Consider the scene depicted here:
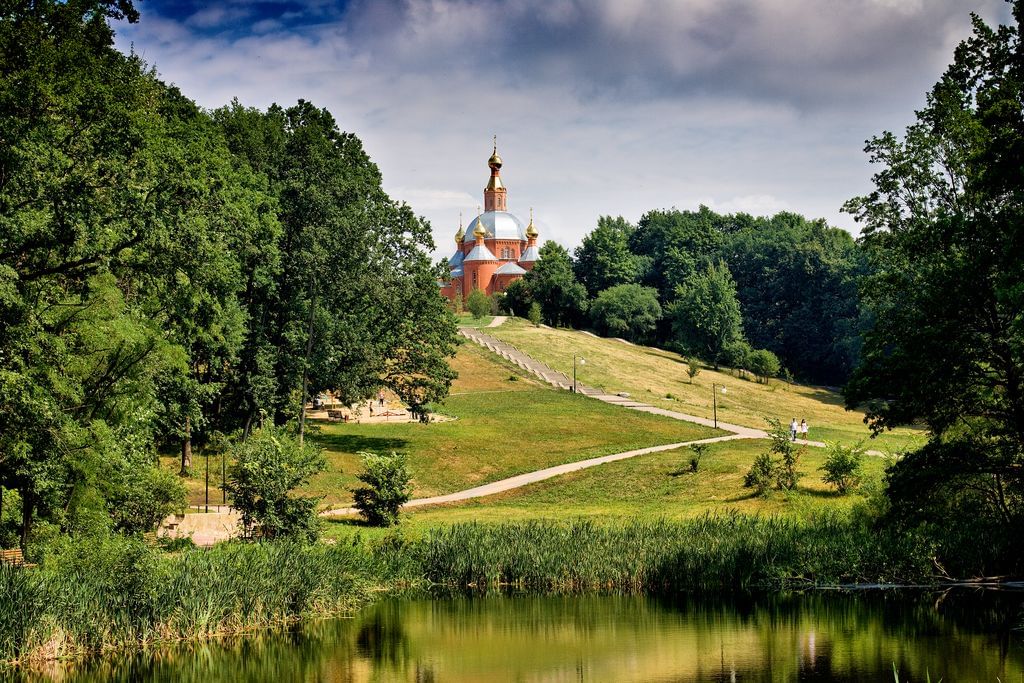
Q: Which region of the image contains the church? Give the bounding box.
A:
[439,141,541,304]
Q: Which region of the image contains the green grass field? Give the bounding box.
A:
[166,342,719,507]
[454,313,494,328]
[308,343,718,507]
[489,318,925,451]
[324,438,888,538]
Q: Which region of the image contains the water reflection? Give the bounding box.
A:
[8,590,1024,682]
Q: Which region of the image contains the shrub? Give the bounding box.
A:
[743,453,777,495]
[527,301,542,327]
[743,418,803,495]
[820,442,866,494]
[688,443,709,472]
[686,358,701,383]
[466,289,491,319]
[748,349,781,384]
[225,426,326,541]
[588,284,662,342]
[352,451,412,527]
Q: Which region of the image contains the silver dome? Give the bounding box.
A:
[464,211,526,242]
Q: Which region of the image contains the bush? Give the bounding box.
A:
[588,284,662,342]
[688,443,709,472]
[224,426,326,541]
[743,453,777,495]
[527,301,542,327]
[686,358,701,383]
[743,418,803,495]
[748,349,781,384]
[820,442,865,494]
[352,451,412,527]
[466,289,491,319]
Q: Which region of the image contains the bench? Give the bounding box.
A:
[327,410,348,422]
[1,548,35,568]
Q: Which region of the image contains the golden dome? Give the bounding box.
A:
[488,135,502,169]
[473,207,487,238]
[526,207,538,238]
[454,213,465,244]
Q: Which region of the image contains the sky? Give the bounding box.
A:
[114,0,1012,257]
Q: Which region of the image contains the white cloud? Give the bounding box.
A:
[114,0,1011,257]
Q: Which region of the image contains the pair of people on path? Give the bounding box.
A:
[790,418,809,441]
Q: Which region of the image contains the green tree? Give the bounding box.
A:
[686,358,701,384]
[224,426,325,541]
[527,302,542,327]
[723,212,864,385]
[589,284,662,342]
[669,262,744,368]
[523,241,588,327]
[629,206,726,300]
[0,0,254,548]
[820,442,865,494]
[748,349,781,384]
[842,4,1024,572]
[743,418,803,494]
[466,289,491,319]
[213,101,458,442]
[573,216,639,297]
[351,451,411,527]
[502,279,533,317]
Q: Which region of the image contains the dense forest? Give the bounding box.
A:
[504,208,862,386]
[0,0,458,550]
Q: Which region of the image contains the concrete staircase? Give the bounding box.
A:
[458,328,602,395]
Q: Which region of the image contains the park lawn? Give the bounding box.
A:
[305,342,719,508]
[454,313,494,328]
[322,439,887,538]
[490,318,926,451]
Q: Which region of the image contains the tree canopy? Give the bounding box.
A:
[0,1,458,550]
[843,4,1024,573]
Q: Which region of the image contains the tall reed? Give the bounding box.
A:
[0,535,409,665]
[411,514,934,593]
[1,513,934,666]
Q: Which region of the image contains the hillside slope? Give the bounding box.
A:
[489,318,924,450]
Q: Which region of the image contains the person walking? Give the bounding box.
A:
[378,390,385,407]
[800,419,809,441]
[790,418,798,441]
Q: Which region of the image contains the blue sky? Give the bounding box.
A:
[115,0,1011,256]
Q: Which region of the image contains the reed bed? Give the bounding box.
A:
[412,514,934,593]
[0,536,413,665]
[1,514,934,666]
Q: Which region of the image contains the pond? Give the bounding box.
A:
[10,590,1024,682]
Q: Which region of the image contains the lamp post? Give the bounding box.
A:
[712,383,727,429]
[573,354,586,393]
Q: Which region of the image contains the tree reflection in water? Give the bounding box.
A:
[11,590,1022,683]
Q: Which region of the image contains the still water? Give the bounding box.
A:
[15,591,1024,682]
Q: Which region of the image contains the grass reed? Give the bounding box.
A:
[1,513,935,666]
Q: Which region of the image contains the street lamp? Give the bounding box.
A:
[573,353,586,393]
[712,383,727,429]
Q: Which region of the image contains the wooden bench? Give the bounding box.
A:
[1,548,35,568]
[327,410,348,422]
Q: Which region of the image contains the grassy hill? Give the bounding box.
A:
[167,342,719,508]
[488,318,925,451]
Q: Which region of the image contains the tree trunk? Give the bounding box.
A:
[180,415,192,476]
[19,489,33,554]
[298,290,317,448]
